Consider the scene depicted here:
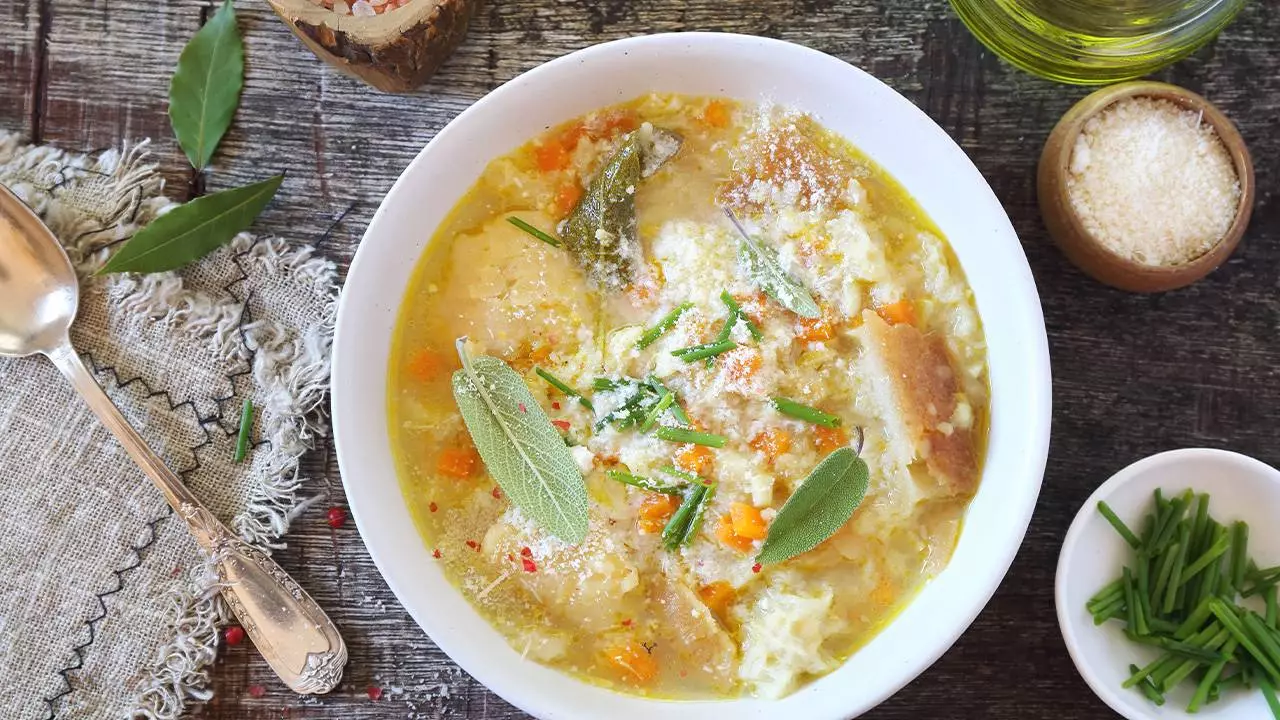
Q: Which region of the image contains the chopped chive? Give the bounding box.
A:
[1267,588,1278,629]
[637,302,693,349]
[720,291,763,341]
[233,397,254,463]
[1261,674,1280,719]
[1098,501,1141,548]
[1127,665,1166,706]
[681,481,717,546]
[655,426,727,448]
[771,397,842,428]
[1209,599,1280,682]
[1244,612,1280,676]
[1087,579,1125,609]
[661,483,715,550]
[1164,526,1191,614]
[645,375,691,426]
[1176,597,1215,640]
[1189,639,1237,713]
[672,340,737,362]
[1231,521,1251,592]
[1180,528,1231,586]
[1152,541,1182,605]
[659,465,702,483]
[506,216,560,247]
[605,470,683,495]
[592,377,619,391]
[535,367,594,411]
[1124,567,1140,634]
[640,391,674,432]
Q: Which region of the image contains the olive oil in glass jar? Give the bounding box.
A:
[950,0,1247,84]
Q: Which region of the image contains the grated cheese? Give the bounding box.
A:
[1066,97,1240,267]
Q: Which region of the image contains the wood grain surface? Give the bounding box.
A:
[3,1,1279,718]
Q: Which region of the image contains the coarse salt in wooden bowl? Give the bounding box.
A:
[1038,81,1255,293]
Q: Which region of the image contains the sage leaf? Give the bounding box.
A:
[756,447,869,565]
[98,175,282,274]
[561,125,682,291]
[723,208,821,318]
[170,0,244,170]
[451,340,589,543]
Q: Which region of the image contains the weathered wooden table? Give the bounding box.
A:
[4,1,1279,717]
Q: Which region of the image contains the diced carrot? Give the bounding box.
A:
[876,299,916,326]
[528,343,553,365]
[551,180,583,217]
[590,110,639,140]
[701,99,732,128]
[406,349,446,382]
[674,444,714,476]
[724,347,762,384]
[870,576,896,606]
[796,316,835,342]
[729,502,768,540]
[437,446,481,479]
[716,514,755,553]
[638,494,679,534]
[605,641,658,683]
[749,427,791,463]
[534,141,571,173]
[697,581,736,621]
[813,425,849,453]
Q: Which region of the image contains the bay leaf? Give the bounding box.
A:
[99,175,282,275]
[452,342,589,544]
[723,208,821,318]
[170,0,244,170]
[756,447,869,565]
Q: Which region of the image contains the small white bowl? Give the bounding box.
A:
[1056,448,1280,719]
[334,32,1052,720]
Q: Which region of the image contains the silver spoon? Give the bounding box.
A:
[0,184,346,694]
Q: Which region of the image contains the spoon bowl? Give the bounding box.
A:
[0,185,79,356]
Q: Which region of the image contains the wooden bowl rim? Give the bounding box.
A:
[1039,80,1255,292]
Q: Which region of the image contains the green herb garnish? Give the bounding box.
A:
[770,397,842,429]
[535,367,592,410]
[169,0,243,171]
[451,339,588,543]
[722,207,820,318]
[672,340,737,362]
[639,391,673,432]
[755,447,869,566]
[654,426,726,448]
[233,397,253,463]
[661,481,716,550]
[645,375,690,426]
[720,291,763,341]
[507,216,561,248]
[659,465,701,483]
[100,175,283,274]
[637,302,693,349]
[605,470,683,495]
[1089,491,1280,715]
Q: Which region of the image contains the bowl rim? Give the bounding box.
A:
[1054,447,1280,719]
[333,31,1052,719]
[1036,80,1255,293]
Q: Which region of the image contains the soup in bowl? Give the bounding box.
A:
[333,33,1050,720]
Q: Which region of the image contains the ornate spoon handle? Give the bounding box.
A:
[47,341,347,694]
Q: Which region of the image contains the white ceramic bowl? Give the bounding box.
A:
[1057,448,1280,719]
[332,32,1052,720]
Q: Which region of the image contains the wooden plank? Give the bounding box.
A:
[0,0,42,141]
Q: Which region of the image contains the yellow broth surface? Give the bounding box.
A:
[388,93,989,699]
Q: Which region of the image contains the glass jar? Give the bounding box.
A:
[949,0,1248,85]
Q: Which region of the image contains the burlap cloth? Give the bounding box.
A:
[0,133,339,718]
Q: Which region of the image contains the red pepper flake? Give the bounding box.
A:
[621,618,632,627]
[428,501,438,513]
[522,557,538,573]
[491,486,502,499]
[552,419,571,432]
[326,506,347,529]
[247,685,266,699]
[519,402,527,413]
[465,540,479,551]
[223,625,245,646]
[520,546,532,557]
[366,686,383,701]
[506,553,514,562]
[552,401,562,410]
[432,548,442,559]
[679,669,689,678]
[751,562,762,574]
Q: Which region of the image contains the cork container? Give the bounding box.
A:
[1038,81,1255,293]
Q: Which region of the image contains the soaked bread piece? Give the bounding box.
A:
[859,311,978,496]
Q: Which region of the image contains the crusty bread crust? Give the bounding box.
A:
[860,311,977,496]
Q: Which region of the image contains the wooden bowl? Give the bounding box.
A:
[1038,81,1255,293]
